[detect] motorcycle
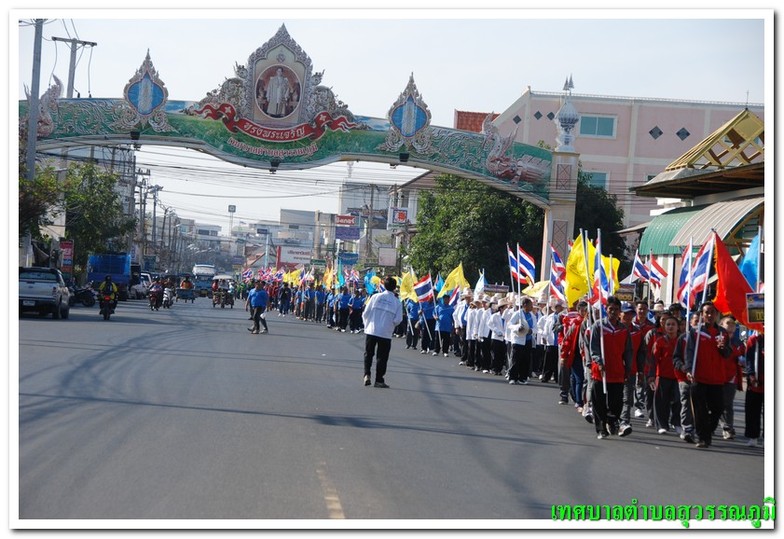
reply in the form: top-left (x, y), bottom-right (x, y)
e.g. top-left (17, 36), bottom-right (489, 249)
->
top-left (68, 284), bottom-right (96, 307)
top-left (99, 293), bottom-right (114, 320)
top-left (162, 287), bottom-right (174, 309)
top-left (149, 289), bottom-right (162, 311)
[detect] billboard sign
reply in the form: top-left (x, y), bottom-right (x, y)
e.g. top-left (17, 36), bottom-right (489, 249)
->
top-left (389, 207), bottom-right (408, 227)
top-left (336, 214), bottom-right (357, 226)
top-left (338, 252), bottom-right (359, 265)
top-left (277, 246), bottom-right (313, 265)
top-left (378, 247), bottom-right (398, 267)
top-left (335, 227), bottom-right (360, 241)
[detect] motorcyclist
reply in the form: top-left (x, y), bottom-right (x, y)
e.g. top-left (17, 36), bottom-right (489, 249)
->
top-left (180, 276), bottom-right (193, 289)
top-left (98, 275), bottom-right (118, 313)
top-left (149, 278), bottom-right (164, 309)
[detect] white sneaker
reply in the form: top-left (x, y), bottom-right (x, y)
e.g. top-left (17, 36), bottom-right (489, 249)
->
top-left (634, 408), bottom-right (644, 418)
top-left (443, 353), bottom-right (448, 357)
top-left (657, 428), bottom-right (667, 434)
top-left (645, 419), bottom-right (654, 428)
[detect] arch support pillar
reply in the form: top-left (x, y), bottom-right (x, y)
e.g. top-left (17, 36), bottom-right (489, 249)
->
top-left (540, 150), bottom-right (578, 282)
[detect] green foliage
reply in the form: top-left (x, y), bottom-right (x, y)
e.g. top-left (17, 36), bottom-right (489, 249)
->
top-left (19, 164), bottom-right (62, 238)
top-left (575, 170), bottom-right (628, 268)
top-left (61, 162), bottom-right (137, 272)
top-left (406, 175), bottom-right (543, 286)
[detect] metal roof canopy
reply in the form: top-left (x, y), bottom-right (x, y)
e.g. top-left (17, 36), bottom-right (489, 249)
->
top-left (638, 205), bottom-right (706, 256)
top-left (669, 196), bottom-right (764, 248)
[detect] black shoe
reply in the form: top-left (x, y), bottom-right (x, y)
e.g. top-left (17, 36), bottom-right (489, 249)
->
top-left (374, 381), bottom-right (389, 388)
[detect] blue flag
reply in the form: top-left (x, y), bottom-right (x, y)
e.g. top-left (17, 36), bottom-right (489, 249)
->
top-left (434, 273), bottom-right (444, 294)
top-left (364, 269), bottom-right (377, 293)
top-left (739, 232), bottom-right (761, 290)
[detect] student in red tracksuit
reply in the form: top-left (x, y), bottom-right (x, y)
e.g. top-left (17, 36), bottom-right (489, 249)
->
top-left (589, 296), bottom-right (632, 439)
top-left (682, 301), bottom-right (732, 449)
top-left (744, 333), bottom-right (764, 447)
top-left (650, 315), bottom-right (682, 434)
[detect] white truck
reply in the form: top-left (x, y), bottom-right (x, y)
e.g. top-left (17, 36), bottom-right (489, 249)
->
top-left (19, 267), bottom-right (71, 319)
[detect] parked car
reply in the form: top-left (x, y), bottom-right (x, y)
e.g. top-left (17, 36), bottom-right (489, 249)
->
top-left (130, 272), bottom-right (152, 299)
top-left (19, 267), bottom-right (71, 319)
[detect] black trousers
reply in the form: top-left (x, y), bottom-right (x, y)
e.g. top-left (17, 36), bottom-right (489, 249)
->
top-left (364, 334), bottom-right (392, 384)
top-left (491, 339), bottom-right (506, 374)
top-left (592, 380), bottom-right (624, 433)
top-left (541, 345), bottom-right (558, 382)
top-left (508, 343), bottom-right (529, 382)
top-left (690, 382), bottom-right (724, 445)
top-left (744, 390), bottom-right (764, 439)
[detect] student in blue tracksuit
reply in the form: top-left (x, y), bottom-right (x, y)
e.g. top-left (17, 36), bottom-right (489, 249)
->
top-left (435, 297), bottom-right (455, 357)
top-left (405, 298), bottom-right (420, 350)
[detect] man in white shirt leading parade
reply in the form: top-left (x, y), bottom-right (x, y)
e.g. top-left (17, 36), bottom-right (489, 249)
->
top-left (362, 276), bottom-right (404, 388)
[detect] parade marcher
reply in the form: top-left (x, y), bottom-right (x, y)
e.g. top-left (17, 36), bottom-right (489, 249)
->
top-left (619, 301), bottom-right (652, 436)
top-left (405, 298), bottom-right (420, 350)
top-left (325, 286), bottom-right (336, 328)
top-left (348, 289), bottom-right (365, 333)
top-left (589, 296), bottom-right (633, 439)
top-left (506, 299), bottom-right (532, 385)
top-left (464, 299), bottom-right (482, 369)
top-left (635, 301), bottom-right (658, 424)
top-left (540, 300), bottom-right (563, 383)
top-left (520, 298), bottom-right (536, 381)
top-left (650, 314), bottom-right (682, 434)
top-left (476, 296), bottom-right (493, 371)
top-left (744, 333), bottom-right (764, 447)
top-left (673, 312), bottom-right (699, 443)
top-left (682, 301), bottom-right (732, 448)
top-left (558, 300), bottom-right (588, 410)
top-left (532, 300), bottom-right (547, 378)
top-left (362, 276), bottom-right (403, 388)
top-left (719, 315), bottom-right (745, 440)
top-left (336, 286), bottom-right (351, 332)
top-left (487, 297), bottom-right (509, 375)
top-left (393, 291), bottom-right (407, 338)
top-left (246, 280), bottom-right (270, 334)
top-left (434, 296), bottom-right (455, 357)
top-left (278, 283), bottom-right (291, 316)
top-left (419, 298), bottom-right (437, 355)
top-left (454, 289), bottom-right (472, 363)
top-left (315, 285), bottom-right (326, 323)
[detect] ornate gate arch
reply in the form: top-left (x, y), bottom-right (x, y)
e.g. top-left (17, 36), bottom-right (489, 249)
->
top-left (21, 24), bottom-right (578, 278)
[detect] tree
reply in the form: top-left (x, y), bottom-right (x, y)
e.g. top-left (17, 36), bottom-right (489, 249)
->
top-left (61, 162), bottom-right (137, 275)
top-left (575, 170), bottom-right (629, 275)
top-left (406, 175), bottom-right (543, 286)
top-left (19, 164), bottom-right (62, 240)
top-left (406, 170), bottom-right (630, 286)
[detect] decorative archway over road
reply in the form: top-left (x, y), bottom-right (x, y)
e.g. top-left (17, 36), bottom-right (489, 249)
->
top-left (21, 24), bottom-right (579, 275)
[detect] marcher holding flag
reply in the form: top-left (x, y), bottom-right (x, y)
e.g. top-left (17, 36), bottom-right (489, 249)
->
top-left (588, 295), bottom-right (633, 439)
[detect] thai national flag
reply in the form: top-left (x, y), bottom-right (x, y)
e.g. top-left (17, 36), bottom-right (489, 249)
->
top-left (632, 250), bottom-right (650, 281)
top-left (448, 287), bottom-right (460, 306)
top-left (590, 233), bottom-right (610, 308)
top-left (549, 269), bottom-right (566, 303)
top-left (677, 241), bottom-right (693, 308)
top-left (550, 244), bottom-right (566, 284)
top-left (242, 268), bottom-right (253, 280)
top-left (648, 255), bottom-right (668, 287)
top-left (414, 273), bottom-right (435, 303)
top-left (517, 245), bottom-right (536, 284)
top-left (507, 244), bottom-right (521, 282)
top-left (690, 235), bottom-right (715, 298)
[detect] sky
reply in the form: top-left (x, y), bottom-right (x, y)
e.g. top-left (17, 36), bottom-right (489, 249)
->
top-left (13, 8), bottom-right (770, 230)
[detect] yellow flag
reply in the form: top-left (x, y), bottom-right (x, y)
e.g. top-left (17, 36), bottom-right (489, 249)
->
top-left (437, 262), bottom-right (471, 298)
top-left (399, 269), bottom-right (417, 302)
top-left (564, 234), bottom-right (595, 306)
top-left (602, 255), bottom-right (621, 294)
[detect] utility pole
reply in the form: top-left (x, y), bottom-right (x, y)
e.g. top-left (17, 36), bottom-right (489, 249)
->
top-left (136, 168), bottom-right (150, 261)
top-left (150, 185), bottom-right (163, 264)
top-left (25, 19), bottom-right (44, 184)
top-left (365, 184), bottom-right (375, 264)
top-left (51, 36), bottom-right (97, 98)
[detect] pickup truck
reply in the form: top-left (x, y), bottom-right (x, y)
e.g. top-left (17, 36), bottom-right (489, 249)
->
top-left (19, 267), bottom-right (71, 319)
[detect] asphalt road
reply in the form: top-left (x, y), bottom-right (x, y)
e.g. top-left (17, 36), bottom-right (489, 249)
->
top-left (17, 298), bottom-right (767, 527)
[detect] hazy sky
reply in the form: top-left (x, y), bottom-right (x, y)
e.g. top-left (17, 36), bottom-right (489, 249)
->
top-left (14, 9), bottom-right (770, 228)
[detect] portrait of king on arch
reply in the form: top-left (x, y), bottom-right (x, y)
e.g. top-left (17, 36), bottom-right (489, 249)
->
top-left (256, 65), bottom-right (300, 118)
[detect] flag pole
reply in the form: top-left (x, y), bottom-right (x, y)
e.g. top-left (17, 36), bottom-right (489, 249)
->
top-left (691, 230), bottom-right (717, 377)
top-left (648, 249), bottom-right (653, 307)
top-left (754, 225), bottom-right (762, 376)
top-left (596, 228), bottom-right (607, 397)
top-left (507, 243), bottom-right (515, 303)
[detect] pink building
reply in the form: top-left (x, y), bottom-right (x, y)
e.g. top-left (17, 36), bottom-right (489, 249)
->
top-left (458, 87), bottom-right (763, 228)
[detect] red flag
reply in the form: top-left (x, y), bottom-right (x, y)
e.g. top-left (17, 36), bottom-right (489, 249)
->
top-left (713, 231), bottom-right (763, 332)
